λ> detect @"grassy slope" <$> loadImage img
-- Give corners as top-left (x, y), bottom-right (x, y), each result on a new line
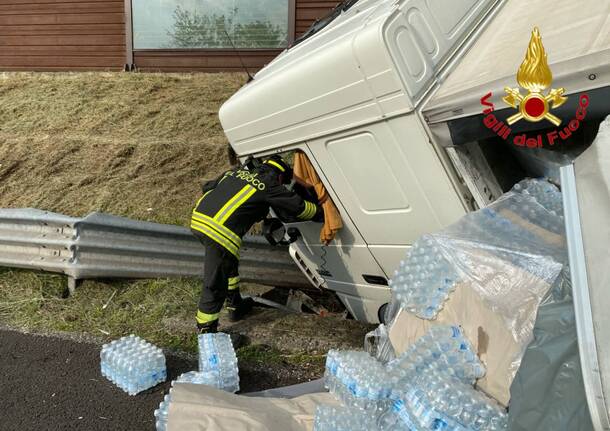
top-left (0, 72), bottom-right (371, 376)
top-left (0, 72), bottom-right (246, 224)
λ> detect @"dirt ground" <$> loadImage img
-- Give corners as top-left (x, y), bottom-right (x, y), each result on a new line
top-left (0, 327), bottom-right (335, 431)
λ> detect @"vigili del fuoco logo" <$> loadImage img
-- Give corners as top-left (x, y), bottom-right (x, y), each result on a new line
top-left (480, 27), bottom-right (589, 148)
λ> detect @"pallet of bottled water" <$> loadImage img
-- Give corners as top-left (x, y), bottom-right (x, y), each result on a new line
top-left (100, 334), bottom-right (167, 395)
top-left (319, 325), bottom-right (507, 431)
top-left (390, 179), bottom-right (565, 320)
top-left (197, 333), bottom-right (239, 393)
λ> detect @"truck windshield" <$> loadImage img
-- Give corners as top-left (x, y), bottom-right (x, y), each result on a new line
top-left (292, 0), bottom-right (360, 46)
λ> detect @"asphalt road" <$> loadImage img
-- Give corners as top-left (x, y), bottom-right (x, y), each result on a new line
top-left (0, 329), bottom-right (196, 431)
top-left (0, 328), bottom-right (325, 431)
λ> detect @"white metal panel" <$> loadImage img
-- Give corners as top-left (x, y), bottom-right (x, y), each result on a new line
top-left (563, 117), bottom-right (610, 429)
top-left (327, 132), bottom-right (409, 212)
top-left (254, 0), bottom-right (389, 82)
top-left (219, 0), bottom-right (497, 154)
top-left (220, 0), bottom-right (411, 155)
top-left (383, 0), bottom-right (496, 103)
top-left (307, 114), bottom-right (466, 246)
top-left (425, 0), bottom-right (610, 122)
top-left (367, 245), bottom-right (410, 277)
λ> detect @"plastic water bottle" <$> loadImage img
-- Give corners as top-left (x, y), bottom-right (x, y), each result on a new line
top-left (100, 334), bottom-right (167, 395)
top-left (387, 325), bottom-right (484, 386)
top-left (324, 350), bottom-right (394, 412)
top-left (314, 404), bottom-right (377, 431)
top-left (512, 178), bottom-right (563, 218)
top-left (154, 393), bottom-right (172, 431)
top-left (390, 236), bottom-right (460, 319)
top-left (197, 333), bottom-right (240, 393)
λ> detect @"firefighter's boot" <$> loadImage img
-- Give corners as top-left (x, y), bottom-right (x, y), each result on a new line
top-left (196, 319), bottom-right (219, 334)
top-left (226, 294), bottom-right (255, 323)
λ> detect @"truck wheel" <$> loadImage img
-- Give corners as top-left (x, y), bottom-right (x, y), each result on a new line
top-left (378, 303), bottom-right (389, 324)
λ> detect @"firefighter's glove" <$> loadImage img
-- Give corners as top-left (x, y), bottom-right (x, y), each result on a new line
top-left (312, 206), bottom-right (325, 223)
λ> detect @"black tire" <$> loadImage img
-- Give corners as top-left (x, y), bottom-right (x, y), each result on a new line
top-left (378, 303), bottom-right (389, 324)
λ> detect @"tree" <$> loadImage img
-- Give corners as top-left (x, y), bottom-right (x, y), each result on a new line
top-left (167, 6), bottom-right (286, 49)
top-left (234, 21), bottom-right (285, 48)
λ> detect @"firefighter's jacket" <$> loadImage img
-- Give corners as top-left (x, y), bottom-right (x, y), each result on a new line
top-left (191, 165), bottom-right (322, 258)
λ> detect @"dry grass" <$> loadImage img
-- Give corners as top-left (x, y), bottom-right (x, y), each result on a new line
top-left (0, 267), bottom-right (371, 364)
top-left (0, 71), bottom-right (247, 224)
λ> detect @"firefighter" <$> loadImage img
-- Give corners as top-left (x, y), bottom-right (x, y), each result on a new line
top-left (191, 154), bottom-right (323, 333)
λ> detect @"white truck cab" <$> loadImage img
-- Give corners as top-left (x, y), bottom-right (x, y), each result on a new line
top-left (219, 0), bottom-right (609, 322)
top-left (220, 0), bottom-right (503, 322)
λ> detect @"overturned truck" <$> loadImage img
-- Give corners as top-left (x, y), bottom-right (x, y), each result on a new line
top-left (217, 0), bottom-right (610, 429)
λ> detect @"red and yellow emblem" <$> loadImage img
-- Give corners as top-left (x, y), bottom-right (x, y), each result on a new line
top-left (503, 27), bottom-right (567, 126)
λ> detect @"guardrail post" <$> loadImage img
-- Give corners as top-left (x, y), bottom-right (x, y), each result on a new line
top-left (64, 277), bottom-right (80, 298)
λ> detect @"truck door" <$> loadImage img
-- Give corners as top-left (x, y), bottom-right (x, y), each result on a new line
top-left (281, 148), bottom-right (393, 324)
top-left (306, 114), bottom-right (467, 275)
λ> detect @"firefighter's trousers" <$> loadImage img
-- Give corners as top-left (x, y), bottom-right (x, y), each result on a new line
top-left (196, 236), bottom-right (241, 324)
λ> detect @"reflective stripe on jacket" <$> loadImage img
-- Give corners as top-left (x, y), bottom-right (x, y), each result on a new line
top-left (191, 164), bottom-right (321, 257)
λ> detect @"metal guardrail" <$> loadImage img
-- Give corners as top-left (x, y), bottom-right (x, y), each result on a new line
top-left (0, 209), bottom-right (310, 293)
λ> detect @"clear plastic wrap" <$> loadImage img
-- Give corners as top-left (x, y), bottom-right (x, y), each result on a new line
top-left (512, 178), bottom-right (564, 218)
top-left (390, 190), bottom-right (564, 324)
top-left (386, 179), bottom-right (567, 404)
top-left (364, 324), bottom-right (396, 364)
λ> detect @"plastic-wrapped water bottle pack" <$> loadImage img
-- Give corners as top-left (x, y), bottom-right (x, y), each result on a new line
top-left (383, 365), bottom-right (507, 431)
top-left (152, 333), bottom-right (241, 431)
top-left (324, 350), bottom-right (392, 412)
top-left (100, 334), bottom-right (167, 395)
top-left (387, 326), bottom-right (485, 385)
top-left (492, 192), bottom-right (564, 236)
top-left (389, 236), bottom-right (459, 319)
top-left (378, 371), bottom-right (507, 431)
top-left (390, 179), bottom-right (565, 319)
top-left (171, 369), bottom-right (235, 392)
top-left (378, 387), bottom-right (467, 431)
top-left (318, 326), bottom-right (506, 431)
top-left (512, 178), bottom-right (563, 218)
top-left (448, 206), bottom-right (563, 281)
top-left (314, 404), bottom-right (378, 431)
top-left (197, 333), bottom-right (240, 393)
